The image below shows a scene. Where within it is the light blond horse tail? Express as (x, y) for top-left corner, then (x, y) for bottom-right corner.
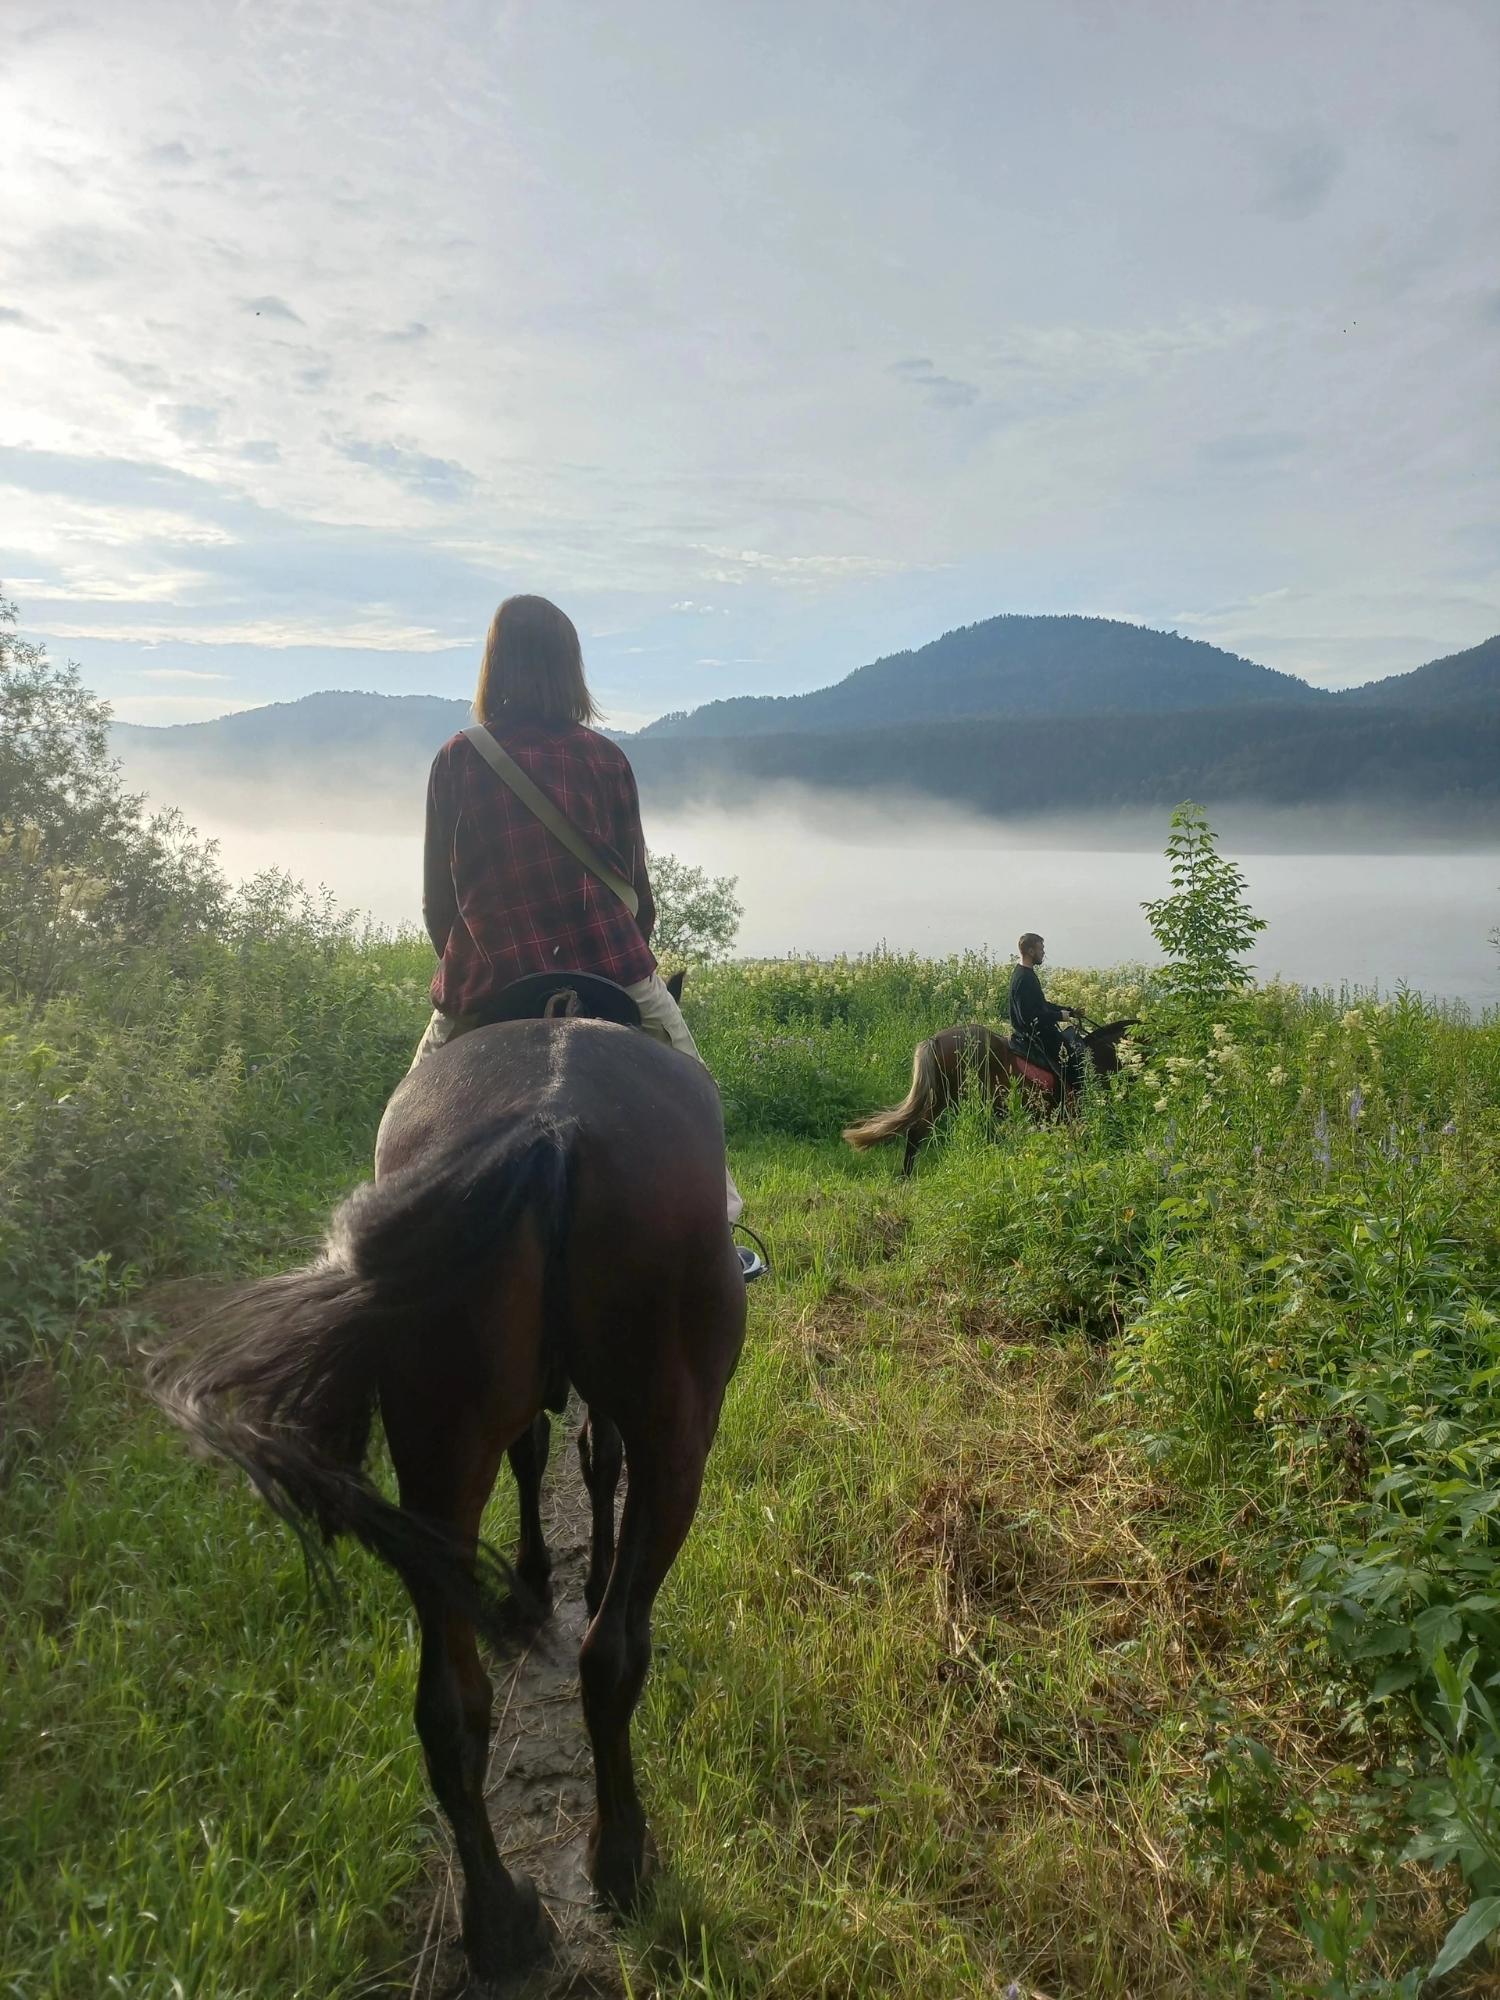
(842, 1039), (943, 1151)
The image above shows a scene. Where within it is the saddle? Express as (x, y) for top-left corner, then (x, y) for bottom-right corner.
(1005, 1041), (1061, 1093)
(472, 970), (643, 1031)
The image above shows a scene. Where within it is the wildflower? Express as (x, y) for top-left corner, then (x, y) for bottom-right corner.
(1252, 1143), (1263, 1161)
(1154, 1097), (1169, 1113)
(1442, 1119), (1457, 1136)
(1312, 1106), (1331, 1174)
(1348, 1084), (1364, 1125)
(1211, 1021), (1232, 1042)
(1342, 1009), (1364, 1030)
(1267, 1065), (1287, 1086)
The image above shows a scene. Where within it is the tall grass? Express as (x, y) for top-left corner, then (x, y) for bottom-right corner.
(3, 940), (1498, 1996)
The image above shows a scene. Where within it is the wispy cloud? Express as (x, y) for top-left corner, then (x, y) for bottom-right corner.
(338, 438), (476, 501)
(1248, 130), (1343, 220)
(137, 667), (231, 682)
(241, 295), (304, 325)
(891, 357), (981, 410)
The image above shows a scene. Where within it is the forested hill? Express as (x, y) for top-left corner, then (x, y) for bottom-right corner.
(1341, 633), (1500, 708)
(627, 702), (1500, 824)
(639, 614), (1324, 739)
(109, 614), (1500, 828)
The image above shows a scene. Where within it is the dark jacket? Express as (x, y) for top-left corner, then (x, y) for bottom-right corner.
(1008, 962), (1064, 1040)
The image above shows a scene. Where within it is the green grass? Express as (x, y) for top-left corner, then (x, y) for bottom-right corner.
(4, 943), (1500, 1997)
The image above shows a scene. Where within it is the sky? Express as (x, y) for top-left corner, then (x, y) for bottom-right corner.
(2, 0), (1498, 729)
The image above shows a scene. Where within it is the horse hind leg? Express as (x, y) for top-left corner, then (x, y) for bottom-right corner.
(506, 1411), (553, 1610)
(577, 1411), (624, 1619)
(901, 1118), (932, 1176)
(386, 1394), (548, 1984)
(578, 1421), (711, 1913)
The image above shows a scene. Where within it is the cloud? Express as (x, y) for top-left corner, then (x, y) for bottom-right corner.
(690, 545), (919, 586)
(109, 692), (256, 724)
(0, 444), (220, 509)
(137, 667), (231, 682)
(145, 140), (195, 169)
(0, 306), (47, 331)
(891, 356), (981, 410)
(381, 322), (431, 343)
(37, 613), (460, 650)
(162, 404), (221, 442)
(1196, 431), (1305, 469)
(237, 440), (281, 463)
(338, 438), (477, 501)
(242, 295), (304, 324)
(1251, 132), (1343, 220)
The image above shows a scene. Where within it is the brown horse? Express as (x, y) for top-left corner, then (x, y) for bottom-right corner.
(843, 1018), (1138, 1174)
(501, 966), (691, 1623)
(151, 1008), (745, 1991)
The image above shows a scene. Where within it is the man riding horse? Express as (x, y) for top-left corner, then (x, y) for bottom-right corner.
(1008, 931), (1086, 1105)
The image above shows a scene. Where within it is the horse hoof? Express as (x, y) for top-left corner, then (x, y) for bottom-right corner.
(463, 1875), (550, 1988)
(588, 1824), (658, 1915)
(515, 1567), (554, 1619)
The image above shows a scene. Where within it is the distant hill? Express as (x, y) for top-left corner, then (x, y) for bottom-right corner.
(110, 613), (1500, 833)
(1341, 634), (1500, 708)
(628, 702), (1500, 823)
(639, 614), (1324, 738)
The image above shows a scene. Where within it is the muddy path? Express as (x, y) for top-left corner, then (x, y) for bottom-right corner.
(406, 1405), (626, 2000)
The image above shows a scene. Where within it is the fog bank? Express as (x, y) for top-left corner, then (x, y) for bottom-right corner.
(181, 791), (1500, 1010)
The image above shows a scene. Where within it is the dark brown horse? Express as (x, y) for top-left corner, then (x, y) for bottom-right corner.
(500, 967), (690, 1623)
(152, 1007), (745, 1991)
(843, 1018), (1138, 1174)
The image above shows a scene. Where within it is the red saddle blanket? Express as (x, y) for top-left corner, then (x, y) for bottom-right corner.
(1007, 1043), (1060, 1093)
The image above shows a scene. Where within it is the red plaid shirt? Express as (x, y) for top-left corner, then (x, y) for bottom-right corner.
(423, 720), (657, 1015)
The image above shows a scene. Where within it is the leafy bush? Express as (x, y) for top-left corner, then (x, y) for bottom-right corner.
(1142, 799), (1267, 1044)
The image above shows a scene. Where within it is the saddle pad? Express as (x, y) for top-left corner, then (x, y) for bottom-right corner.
(1007, 1044), (1059, 1092)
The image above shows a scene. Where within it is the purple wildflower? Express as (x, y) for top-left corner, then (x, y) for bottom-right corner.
(1348, 1084), (1364, 1126)
(1442, 1119), (1457, 1136)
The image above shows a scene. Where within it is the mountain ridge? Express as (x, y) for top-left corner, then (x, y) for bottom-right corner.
(109, 613), (1500, 832)
(637, 613), (1329, 739)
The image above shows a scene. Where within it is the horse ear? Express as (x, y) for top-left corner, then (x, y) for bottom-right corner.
(664, 968), (686, 1004)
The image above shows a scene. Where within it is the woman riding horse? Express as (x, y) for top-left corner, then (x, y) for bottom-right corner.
(416, 592), (756, 1265)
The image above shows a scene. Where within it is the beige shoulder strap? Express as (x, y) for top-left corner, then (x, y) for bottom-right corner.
(462, 725), (640, 920)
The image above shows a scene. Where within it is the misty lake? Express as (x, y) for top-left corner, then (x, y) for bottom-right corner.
(191, 799), (1500, 1010)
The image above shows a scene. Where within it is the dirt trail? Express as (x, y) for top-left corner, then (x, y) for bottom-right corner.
(407, 1407), (626, 2000)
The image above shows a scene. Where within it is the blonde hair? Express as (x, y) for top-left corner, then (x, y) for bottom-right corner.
(474, 595), (598, 729)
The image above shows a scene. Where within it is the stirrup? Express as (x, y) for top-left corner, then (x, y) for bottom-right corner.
(734, 1223), (770, 1285)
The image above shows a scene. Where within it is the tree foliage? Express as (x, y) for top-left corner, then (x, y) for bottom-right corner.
(0, 589), (224, 1004)
(1141, 801), (1266, 1035)
(646, 849), (743, 965)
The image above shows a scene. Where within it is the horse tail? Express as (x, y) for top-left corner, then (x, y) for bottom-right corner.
(843, 1038), (944, 1151)
(149, 1118), (575, 1646)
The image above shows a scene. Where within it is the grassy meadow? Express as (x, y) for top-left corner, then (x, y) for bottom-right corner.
(4, 918), (1500, 1998)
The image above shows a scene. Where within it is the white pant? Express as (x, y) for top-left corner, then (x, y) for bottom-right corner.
(409, 973), (743, 1223)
